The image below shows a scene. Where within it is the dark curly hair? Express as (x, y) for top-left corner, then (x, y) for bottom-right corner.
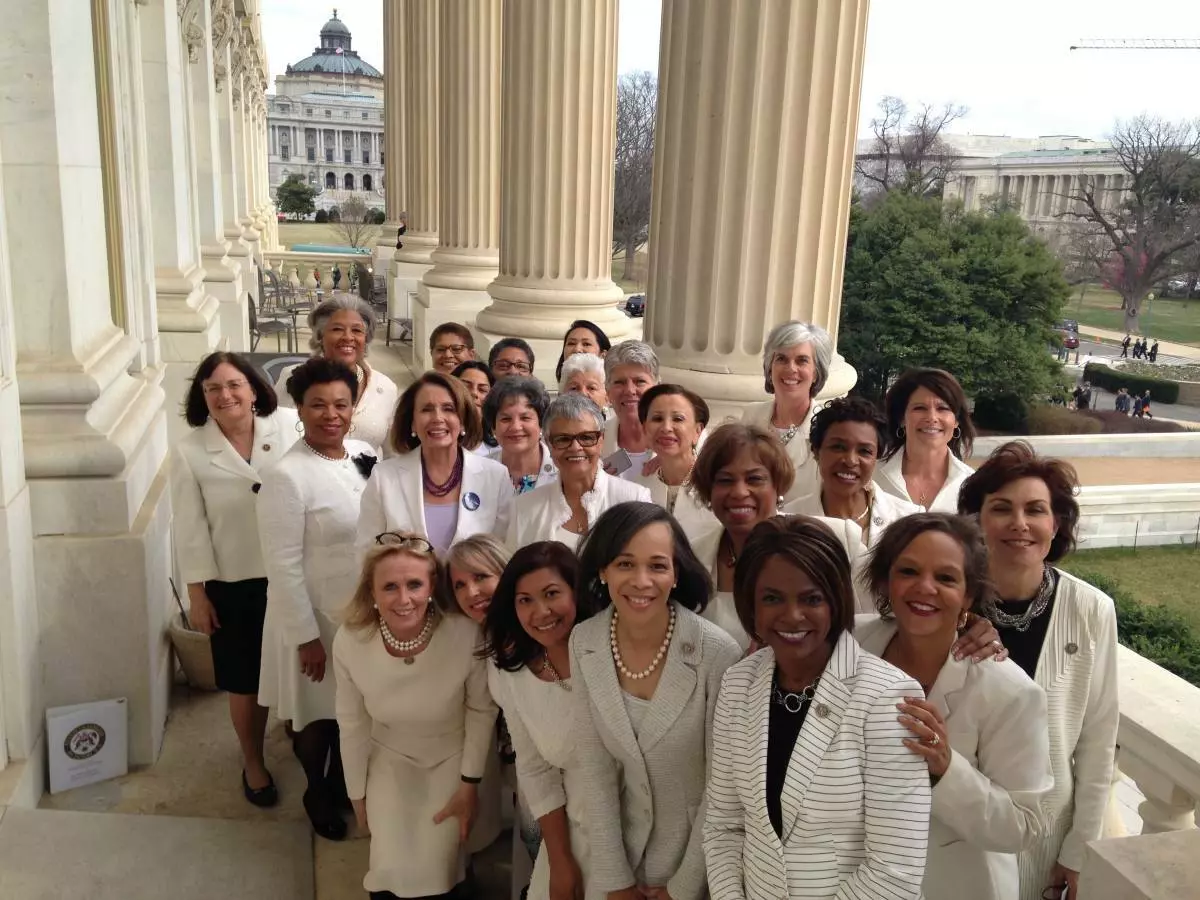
(183, 352), (278, 427)
(883, 368), (975, 461)
(863, 513), (993, 619)
(809, 396), (889, 458)
(284, 357), (359, 407)
(957, 440), (1080, 563)
(480, 541), (587, 672)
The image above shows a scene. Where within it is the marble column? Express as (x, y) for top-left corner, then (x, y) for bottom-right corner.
(413, 0), (502, 368)
(0, 0), (172, 768)
(476, 0), (634, 379)
(393, 0), (440, 280)
(232, 66), (262, 261)
(188, 0), (247, 351)
(140, 0), (221, 396)
(380, 0), (409, 316)
(643, 0), (869, 414)
(213, 13), (253, 295)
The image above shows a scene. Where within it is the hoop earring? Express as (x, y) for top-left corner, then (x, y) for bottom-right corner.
(896, 426), (906, 440)
(294, 420), (304, 434)
(349, 423), (357, 435)
(952, 426), (962, 440)
(777, 495), (785, 508)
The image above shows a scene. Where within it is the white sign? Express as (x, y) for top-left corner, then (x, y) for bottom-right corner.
(46, 698), (128, 794)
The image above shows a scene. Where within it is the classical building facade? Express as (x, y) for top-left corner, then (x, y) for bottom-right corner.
(267, 10), (385, 212)
(0, 0), (274, 790)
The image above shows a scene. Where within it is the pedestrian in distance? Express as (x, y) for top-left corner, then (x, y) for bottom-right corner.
(1149, 341), (1160, 363)
(1120, 334), (1130, 358)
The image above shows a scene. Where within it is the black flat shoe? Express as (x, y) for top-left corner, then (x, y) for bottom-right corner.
(242, 770), (279, 808)
(303, 787), (348, 841)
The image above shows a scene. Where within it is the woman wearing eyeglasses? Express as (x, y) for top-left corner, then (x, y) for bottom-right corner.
(489, 337), (537, 380)
(334, 534), (498, 899)
(358, 372), (513, 558)
(507, 394), (650, 552)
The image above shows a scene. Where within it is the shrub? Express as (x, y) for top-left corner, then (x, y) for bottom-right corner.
(328, 206), (341, 223)
(1072, 568), (1200, 687)
(1026, 405), (1103, 435)
(314, 209), (329, 224)
(1084, 362), (1180, 404)
(973, 392), (1029, 432)
(369, 209), (387, 225)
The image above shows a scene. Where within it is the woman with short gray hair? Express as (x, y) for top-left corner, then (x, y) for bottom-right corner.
(601, 340), (660, 479)
(560, 351), (610, 417)
(506, 393), (650, 551)
(275, 295), (400, 455)
(483, 377), (558, 495)
(741, 320), (834, 505)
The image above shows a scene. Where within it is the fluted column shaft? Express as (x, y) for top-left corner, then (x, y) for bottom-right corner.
(645, 0), (869, 409)
(379, 0), (406, 251)
(423, 0), (501, 291)
(476, 0), (632, 354)
(395, 0), (439, 264)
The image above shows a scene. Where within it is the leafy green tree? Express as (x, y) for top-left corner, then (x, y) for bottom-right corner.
(275, 174), (316, 220)
(839, 191), (1069, 405)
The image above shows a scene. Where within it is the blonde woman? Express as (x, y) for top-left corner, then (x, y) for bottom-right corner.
(333, 535), (498, 899)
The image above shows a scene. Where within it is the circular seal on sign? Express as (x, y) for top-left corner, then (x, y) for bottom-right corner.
(462, 491), (481, 511)
(64, 723), (107, 761)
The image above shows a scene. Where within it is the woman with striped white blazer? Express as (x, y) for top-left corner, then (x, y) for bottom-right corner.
(959, 443), (1119, 900)
(704, 516), (930, 900)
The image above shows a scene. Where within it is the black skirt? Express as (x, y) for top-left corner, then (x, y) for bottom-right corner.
(205, 578), (269, 695)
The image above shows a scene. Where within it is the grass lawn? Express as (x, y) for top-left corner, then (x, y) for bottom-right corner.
(611, 248), (648, 295)
(277, 221), (369, 248)
(1061, 545), (1200, 632)
(1065, 284), (1200, 346)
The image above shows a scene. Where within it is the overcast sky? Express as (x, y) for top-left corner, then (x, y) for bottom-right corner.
(262, 1), (1198, 142)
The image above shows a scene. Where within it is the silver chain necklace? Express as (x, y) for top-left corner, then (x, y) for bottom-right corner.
(539, 655), (572, 691)
(772, 674), (821, 714)
(982, 566), (1055, 632)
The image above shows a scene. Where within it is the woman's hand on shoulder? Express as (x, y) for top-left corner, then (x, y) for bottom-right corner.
(953, 613), (1008, 663)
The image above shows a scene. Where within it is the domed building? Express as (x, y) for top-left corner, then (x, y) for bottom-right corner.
(267, 9), (385, 211)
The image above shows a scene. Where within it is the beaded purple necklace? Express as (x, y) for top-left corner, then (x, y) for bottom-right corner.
(423, 450), (464, 497)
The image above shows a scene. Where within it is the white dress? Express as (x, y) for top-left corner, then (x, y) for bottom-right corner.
(276, 362), (400, 457)
(333, 616), (498, 898)
(489, 665), (600, 900)
(256, 438), (374, 729)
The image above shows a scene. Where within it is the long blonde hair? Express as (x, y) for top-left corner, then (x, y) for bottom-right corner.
(344, 539), (442, 632)
(441, 534), (512, 617)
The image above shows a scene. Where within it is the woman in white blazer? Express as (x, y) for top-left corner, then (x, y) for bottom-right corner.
(738, 321), (834, 506)
(275, 295), (400, 456)
(631, 384), (717, 536)
(481, 541), (599, 900)
(572, 502), (742, 900)
(334, 536), (497, 898)
(786, 396), (921, 547)
(482, 378), (558, 495)
(258, 358), (376, 842)
(172, 352), (299, 806)
(358, 371), (512, 557)
(874, 368), (977, 513)
(508, 394), (650, 552)
(601, 340), (659, 480)
(858, 513), (1053, 900)
(703, 516), (931, 900)
(959, 442), (1119, 900)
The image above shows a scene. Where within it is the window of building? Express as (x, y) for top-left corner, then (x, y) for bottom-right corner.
(281, 146), (290, 161)
(362, 111), (368, 119)
(325, 109), (332, 118)
(279, 105), (290, 115)
(306, 107), (313, 116)
(363, 174), (373, 191)
(379, 112), (384, 120)
(363, 151), (370, 165)
(325, 148), (334, 162)
(344, 173), (356, 191)
(326, 172), (336, 189)
(344, 149), (352, 164)
(343, 110), (350, 118)
(380, 151), (385, 166)
(307, 147), (316, 162)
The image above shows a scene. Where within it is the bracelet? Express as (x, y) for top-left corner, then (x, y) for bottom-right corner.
(461, 775), (482, 784)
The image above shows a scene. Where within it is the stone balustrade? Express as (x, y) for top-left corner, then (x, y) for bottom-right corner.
(263, 250), (375, 292)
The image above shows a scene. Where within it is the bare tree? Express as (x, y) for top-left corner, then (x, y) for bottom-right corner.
(612, 70), (657, 284)
(855, 96), (967, 202)
(1060, 115), (1200, 330)
(332, 195), (380, 249)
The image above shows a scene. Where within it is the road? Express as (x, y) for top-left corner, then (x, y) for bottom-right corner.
(1056, 339), (1194, 368)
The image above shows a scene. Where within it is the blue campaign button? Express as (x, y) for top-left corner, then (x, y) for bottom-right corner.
(462, 491), (481, 511)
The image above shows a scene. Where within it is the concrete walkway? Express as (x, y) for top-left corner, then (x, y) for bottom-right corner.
(1077, 325), (1200, 363)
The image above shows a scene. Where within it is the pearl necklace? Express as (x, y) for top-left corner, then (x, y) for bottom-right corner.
(610, 604), (676, 681)
(378, 609), (435, 658)
(539, 655), (571, 691)
(303, 439), (348, 462)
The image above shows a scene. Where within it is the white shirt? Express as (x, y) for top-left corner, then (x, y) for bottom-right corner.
(506, 467), (651, 551)
(874, 449), (975, 514)
(740, 398), (822, 506)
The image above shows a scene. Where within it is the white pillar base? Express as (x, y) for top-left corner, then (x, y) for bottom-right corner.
(0, 481), (40, 766)
(201, 249), (249, 353)
(414, 283), (495, 373)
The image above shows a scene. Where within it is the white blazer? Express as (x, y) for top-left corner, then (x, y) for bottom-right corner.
(703, 633), (931, 900)
(506, 467), (651, 551)
(632, 472), (718, 536)
(486, 441), (560, 493)
(874, 449), (975, 513)
(1017, 571), (1119, 896)
(784, 483), (922, 548)
(357, 450), (514, 555)
(276, 361), (400, 457)
(740, 399), (821, 506)
(572, 605), (742, 900)
(856, 616), (1053, 900)
(170, 408), (299, 584)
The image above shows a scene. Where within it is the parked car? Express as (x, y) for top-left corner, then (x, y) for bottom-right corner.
(625, 294), (645, 317)
(1062, 331), (1079, 350)
(1057, 318), (1079, 333)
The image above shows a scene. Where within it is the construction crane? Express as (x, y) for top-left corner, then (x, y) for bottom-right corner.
(1070, 38), (1200, 50)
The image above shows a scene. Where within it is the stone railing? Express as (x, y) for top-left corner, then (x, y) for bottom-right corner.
(263, 250), (376, 292)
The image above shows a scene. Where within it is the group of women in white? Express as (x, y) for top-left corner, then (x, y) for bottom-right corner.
(171, 294), (1118, 900)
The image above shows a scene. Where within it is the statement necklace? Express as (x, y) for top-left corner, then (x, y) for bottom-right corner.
(379, 609), (435, 662)
(772, 673), (821, 714)
(303, 438), (348, 462)
(982, 566), (1055, 632)
(539, 655), (571, 691)
(610, 604), (676, 681)
(423, 451), (464, 497)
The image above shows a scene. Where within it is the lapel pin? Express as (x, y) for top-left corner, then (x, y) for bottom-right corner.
(682, 642), (695, 655)
(815, 703), (830, 718)
(462, 491), (481, 511)
(376, 385), (384, 394)
(1065, 642), (1079, 655)
(872, 515), (883, 526)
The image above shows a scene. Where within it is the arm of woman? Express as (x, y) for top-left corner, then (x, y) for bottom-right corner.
(489, 472), (514, 540)
(355, 469), (387, 564)
(169, 445), (220, 586)
(332, 630), (371, 804)
(461, 654), (499, 781)
(1057, 594), (1120, 873)
(932, 683), (1054, 853)
(667, 637), (743, 900)
(489, 668), (569, 820)
(701, 673), (748, 900)
(256, 469), (321, 648)
(835, 677), (931, 900)
(570, 635), (638, 895)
